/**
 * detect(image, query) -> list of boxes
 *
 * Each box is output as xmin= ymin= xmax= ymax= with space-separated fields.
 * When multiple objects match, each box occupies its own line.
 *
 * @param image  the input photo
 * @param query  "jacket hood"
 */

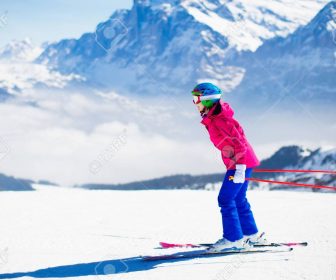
xmin=201 ymin=101 xmax=234 ymax=125
xmin=219 ymin=101 xmax=234 ymax=118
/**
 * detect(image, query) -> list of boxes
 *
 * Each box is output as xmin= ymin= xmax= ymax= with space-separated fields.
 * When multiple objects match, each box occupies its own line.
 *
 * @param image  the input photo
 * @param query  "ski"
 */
xmin=142 ymin=247 xmax=293 ymax=261
xmin=159 ymin=241 xmax=308 ymax=249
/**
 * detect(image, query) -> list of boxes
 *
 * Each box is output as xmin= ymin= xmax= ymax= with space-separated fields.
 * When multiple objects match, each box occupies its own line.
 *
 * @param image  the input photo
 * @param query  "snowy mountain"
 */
xmin=79 ymin=173 xmax=224 ymax=190
xmin=0 ymin=171 xmax=59 ymax=191
xmin=78 ymin=145 xmax=336 ymax=192
xmin=0 ymin=39 xmax=83 ymax=97
xmin=256 ymin=146 xmax=336 ymax=192
xmin=230 ymin=1 xmax=336 ymax=106
xmin=0 ymin=38 xmax=43 ymax=62
xmin=36 ymin=0 xmax=330 ymax=95
xmin=257 ymin=146 xmax=313 ymax=170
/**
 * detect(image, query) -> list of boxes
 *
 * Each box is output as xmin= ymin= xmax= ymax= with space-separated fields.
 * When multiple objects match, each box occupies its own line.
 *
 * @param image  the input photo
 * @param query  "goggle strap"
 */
xmin=200 ymin=94 xmax=222 ymax=101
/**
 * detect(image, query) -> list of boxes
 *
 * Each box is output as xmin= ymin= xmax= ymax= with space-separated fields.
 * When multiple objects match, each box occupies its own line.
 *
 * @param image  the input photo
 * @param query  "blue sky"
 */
xmin=0 ymin=0 xmax=132 ymax=47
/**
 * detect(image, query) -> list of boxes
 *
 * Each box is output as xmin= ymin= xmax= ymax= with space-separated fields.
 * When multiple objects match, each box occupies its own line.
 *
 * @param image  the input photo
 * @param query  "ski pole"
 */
xmin=246 ymin=178 xmax=336 ymax=191
xmin=253 ymin=169 xmax=336 ymax=175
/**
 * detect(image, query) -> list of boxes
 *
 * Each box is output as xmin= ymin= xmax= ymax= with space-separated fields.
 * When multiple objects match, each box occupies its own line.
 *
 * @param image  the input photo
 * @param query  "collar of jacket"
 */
xmin=201 ymin=101 xmax=222 ymax=126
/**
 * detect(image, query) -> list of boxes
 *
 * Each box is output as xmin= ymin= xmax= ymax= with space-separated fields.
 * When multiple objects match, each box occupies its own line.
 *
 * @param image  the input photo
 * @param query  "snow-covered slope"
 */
xmin=36 ymin=0 xmax=329 ymax=94
xmin=181 ymin=0 xmax=329 ymax=51
xmin=230 ymin=1 xmax=336 ymax=105
xmin=0 ymin=188 xmax=335 ymax=279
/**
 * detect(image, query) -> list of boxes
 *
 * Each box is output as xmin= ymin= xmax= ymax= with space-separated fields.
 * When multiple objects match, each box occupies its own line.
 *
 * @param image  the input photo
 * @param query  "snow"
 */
xmin=0 ymin=188 xmax=335 ymax=280
xmin=183 ymin=4 xmax=265 ymax=51
xmin=152 ymin=3 xmax=174 ymax=17
xmin=33 ymin=0 xmax=332 ymax=97
xmin=0 ymin=38 xmax=43 ymax=62
xmin=0 ymin=38 xmax=84 ymax=95
xmin=182 ymin=0 xmax=330 ymax=51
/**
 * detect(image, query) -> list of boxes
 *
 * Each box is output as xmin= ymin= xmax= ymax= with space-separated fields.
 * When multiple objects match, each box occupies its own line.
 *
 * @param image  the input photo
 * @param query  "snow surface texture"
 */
xmin=0 ymin=188 xmax=335 ymax=280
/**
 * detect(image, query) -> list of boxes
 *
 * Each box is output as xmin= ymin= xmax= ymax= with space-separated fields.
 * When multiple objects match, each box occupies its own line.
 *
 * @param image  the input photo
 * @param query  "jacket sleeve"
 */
xmin=212 ymin=117 xmax=247 ymax=165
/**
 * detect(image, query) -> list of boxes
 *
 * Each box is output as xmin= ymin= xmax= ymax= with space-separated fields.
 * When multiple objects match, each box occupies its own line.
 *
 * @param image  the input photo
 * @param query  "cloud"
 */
xmin=0 ymin=88 xmax=334 ymax=186
xmin=0 ymin=89 xmax=222 ymax=186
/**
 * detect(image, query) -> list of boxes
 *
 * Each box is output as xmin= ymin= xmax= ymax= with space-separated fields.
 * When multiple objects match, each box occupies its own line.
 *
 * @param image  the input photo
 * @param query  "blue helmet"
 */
xmin=191 ymin=83 xmax=222 ymax=108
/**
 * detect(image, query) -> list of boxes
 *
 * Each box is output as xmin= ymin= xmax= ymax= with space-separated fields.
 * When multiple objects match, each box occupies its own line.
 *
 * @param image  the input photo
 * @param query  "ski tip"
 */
xmin=159 ymin=242 xmax=180 ymax=249
xmin=159 ymin=241 xmax=199 ymax=249
xmin=159 ymin=242 xmax=173 ymax=248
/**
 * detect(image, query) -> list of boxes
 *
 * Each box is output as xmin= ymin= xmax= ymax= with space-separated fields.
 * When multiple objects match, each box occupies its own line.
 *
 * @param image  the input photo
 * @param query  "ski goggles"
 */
xmin=192 ymin=94 xmax=222 ymax=104
xmin=193 ymin=95 xmax=202 ymax=104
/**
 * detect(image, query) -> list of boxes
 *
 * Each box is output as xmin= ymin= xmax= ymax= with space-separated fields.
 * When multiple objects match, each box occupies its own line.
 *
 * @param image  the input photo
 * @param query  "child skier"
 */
xmin=192 ymin=83 xmax=267 ymax=252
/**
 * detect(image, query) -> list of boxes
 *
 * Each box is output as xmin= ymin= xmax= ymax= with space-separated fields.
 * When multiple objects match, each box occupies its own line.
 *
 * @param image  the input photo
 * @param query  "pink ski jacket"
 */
xmin=201 ymin=101 xmax=260 ymax=170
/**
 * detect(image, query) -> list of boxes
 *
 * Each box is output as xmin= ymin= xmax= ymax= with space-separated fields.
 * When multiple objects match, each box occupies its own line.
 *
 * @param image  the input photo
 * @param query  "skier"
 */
xmin=191 ymin=83 xmax=268 ymax=252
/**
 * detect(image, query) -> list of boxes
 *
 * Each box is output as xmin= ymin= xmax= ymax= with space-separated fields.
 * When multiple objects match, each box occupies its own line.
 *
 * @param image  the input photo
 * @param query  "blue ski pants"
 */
xmin=218 ymin=168 xmax=258 ymax=241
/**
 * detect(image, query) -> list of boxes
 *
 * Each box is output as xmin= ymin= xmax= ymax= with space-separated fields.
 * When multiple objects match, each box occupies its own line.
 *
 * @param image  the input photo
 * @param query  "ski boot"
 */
xmin=244 ymin=232 xmax=269 ymax=246
xmin=207 ymin=237 xmax=248 ymax=253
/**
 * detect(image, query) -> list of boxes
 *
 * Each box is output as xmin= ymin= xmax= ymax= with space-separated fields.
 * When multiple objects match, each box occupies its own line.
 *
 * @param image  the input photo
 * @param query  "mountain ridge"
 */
xmin=229 ymin=1 xmax=336 ymax=107
xmin=35 ymin=0 xmax=330 ymax=95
